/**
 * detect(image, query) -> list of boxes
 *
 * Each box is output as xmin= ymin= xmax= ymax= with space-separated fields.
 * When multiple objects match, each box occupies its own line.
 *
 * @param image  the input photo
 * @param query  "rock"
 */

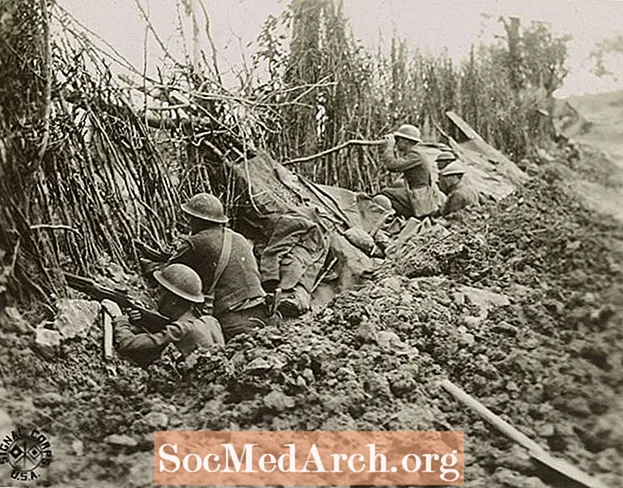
xmin=387 ymin=404 xmax=437 ymax=431
xmin=0 ymin=307 xmax=31 ymax=334
xmin=459 ymin=332 xmax=475 ymax=348
xmin=72 ymin=440 xmax=84 ymax=456
xmin=354 ymin=320 xmax=377 ymax=344
xmin=593 ymin=448 xmax=619 ymax=472
xmin=495 ymin=445 xmax=535 ymax=475
xmin=264 ymin=390 xmax=295 ymax=412
xmin=105 ymin=434 xmax=138 ymax=448
xmin=460 ymin=286 xmax=510 ymax=318
xmin=55 ymin=299 xmax=101 ymax=339
xmin=144 ymin=411 xmax=169 ymax=429
xmin=537 ymin=423 xmax=555 ymax=437
xmin=138 ymin=433 xmax=155 ymax=451
xmin=588 ymin=410 xmax=623 ymax=451
xmin=34 ymin=328 xmax=62 ymax=359
xmin=320 ymin=413 xmax=357 ymax=431
xmin=453 ymin=292 xmax=465 ymax=306
xmin=271 ymin=416 xmax=294 ymax=431
xmin=491 ymin=321 xmax=518 ymax=337
xmin=591 ymin=304 xmax=617 ymax=325
xmin=380 ymin=277 xmax=402 ymax=294
xmin=493 ymin=467 xmax=548 ymax=488
xmin=386 ymin=365 xmax=418 ymax=397
xmin=508 ymin=284 xmax=533 ymax=298
xmin=376 ymin=331 xmax=401 ymax=350
xmin=302 ymin=368 xmax=314 ymax=383
xmin=244 ymin=357 xmax=273 ymax=373
xmin=463 ymin=316 xmax=484 ymax=328
xmin=565 ymin=240 xmax=581 ymax=252
xmin=366 ymin=373 xmax=391 ymax=397
xmin=565 ymin=397 xmax=591 ymax=417
xmin=543 ymin=299 xmax=565 ymax=315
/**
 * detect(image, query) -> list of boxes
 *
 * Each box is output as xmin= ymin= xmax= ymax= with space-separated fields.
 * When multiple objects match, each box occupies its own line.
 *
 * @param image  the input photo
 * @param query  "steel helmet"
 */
xmin=439 ymin=161 xmax=467 ymax=177
xmin=372 ymin=194 xmax=394 ymax=212
xmin=181 ymin=193 xmax=228 ymax=224
xmin=154 ymin=264 xmax=204 ymax=303
xmin=393 ymin=124 xmax=421 ymax=143
xmin=436 ymin=151 xmax=457 ymax=162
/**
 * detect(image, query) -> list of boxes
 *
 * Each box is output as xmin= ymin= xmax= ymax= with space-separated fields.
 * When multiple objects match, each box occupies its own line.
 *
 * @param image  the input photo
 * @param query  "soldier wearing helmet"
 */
xmin=377 ymin=124 xmax=443 ymax=219
xmin=101 ymin=264 xmax=224 ymax=366
xmin=435 ymin=150 xmax=458 ymax=171
xmin=437 ymin=159 xmax=480 ymax=216
xmin=169 ymin=193 xmax=267 ymax=340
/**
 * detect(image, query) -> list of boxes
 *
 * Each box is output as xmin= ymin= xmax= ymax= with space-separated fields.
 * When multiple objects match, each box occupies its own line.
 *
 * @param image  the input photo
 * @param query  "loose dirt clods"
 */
xmin=1 ymin=142 xmax=622 ymax=487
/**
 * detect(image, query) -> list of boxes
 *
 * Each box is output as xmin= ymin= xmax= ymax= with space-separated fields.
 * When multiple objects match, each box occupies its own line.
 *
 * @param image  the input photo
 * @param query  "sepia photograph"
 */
xmin=0 ymin=0 xmax=622 ymax=486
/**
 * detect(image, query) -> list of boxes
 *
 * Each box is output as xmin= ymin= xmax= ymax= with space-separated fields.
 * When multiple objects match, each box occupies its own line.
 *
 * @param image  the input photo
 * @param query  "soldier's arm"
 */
xmin=167 ymin=240 xmax=194 ymax=267
xmin=113 ymin=315 xmax=182 ymax=364
xmin=383 ymin=146 xmax=423 ymax=172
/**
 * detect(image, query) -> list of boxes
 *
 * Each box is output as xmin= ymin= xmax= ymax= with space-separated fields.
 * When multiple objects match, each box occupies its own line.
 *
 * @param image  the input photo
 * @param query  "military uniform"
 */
xmin=114 ymin=312 xmax=224 ymax=366
xmin=170 ymin=227 xmax=267 ymax=340
xmin=441 ymin=177 xmax=480 ymax=215
xmin=380 ymin=144 xmax=443 ymax=218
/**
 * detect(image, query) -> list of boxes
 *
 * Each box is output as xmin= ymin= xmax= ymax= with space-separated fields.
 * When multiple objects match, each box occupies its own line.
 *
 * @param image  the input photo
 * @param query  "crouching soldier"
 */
xmin=171 ymin=193 xmax=267 ymax=341
xmin=438 ymin=159 xmax=480 ymax=216
xmin=101 ymin=263 xmax=224 ymax=367
xmin=378 ymin=124 xmax=443 ymax=219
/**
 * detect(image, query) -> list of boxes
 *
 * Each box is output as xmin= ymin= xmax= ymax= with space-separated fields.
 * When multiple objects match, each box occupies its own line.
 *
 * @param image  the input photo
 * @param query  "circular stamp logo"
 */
xmin=0 ymin=425 xmax=52 ymax=482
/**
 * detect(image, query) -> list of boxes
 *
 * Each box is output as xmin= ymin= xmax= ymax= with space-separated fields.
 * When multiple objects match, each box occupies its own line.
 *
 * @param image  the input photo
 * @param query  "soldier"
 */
xmin=169 ymin=193 xmax=267 ymax=340
xmin=378 ymin=124 xmax=443 ymax=219
xmin=438 ymin=161 xmax=480 ymax=216
xmin=101 ymin=264 xmax=224 ymax=366
xmin=435 ymin=150 xmax=458 ymax=171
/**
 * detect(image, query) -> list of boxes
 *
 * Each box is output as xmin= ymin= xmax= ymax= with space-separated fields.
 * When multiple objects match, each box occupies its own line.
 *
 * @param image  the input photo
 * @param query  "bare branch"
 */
xmin=196 ymin=0 xmax=223 ymax=84
xmin=132 ymin=0 xmax=185 ymax=69
xmin=283 ymin=139 xmax=385 ymax=165
xmin=37 ymin=0 xmax=53 ymax=163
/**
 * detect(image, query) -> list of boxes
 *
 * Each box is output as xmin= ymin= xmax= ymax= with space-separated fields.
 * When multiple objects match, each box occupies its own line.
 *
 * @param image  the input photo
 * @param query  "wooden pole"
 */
xmin=190 ymin=0 xmax=203 ymax=77
xmin=440 ymin=379 xmax=611 ymax=488
xmin=282 ymin=139 xmax=385 ymax=166
xmin=103 ymin=311 xmax=114 ymax=361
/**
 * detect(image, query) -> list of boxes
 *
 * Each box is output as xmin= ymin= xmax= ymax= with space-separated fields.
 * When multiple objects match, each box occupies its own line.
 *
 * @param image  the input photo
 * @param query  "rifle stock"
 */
xmin=133 ymin=239 xmax=170 ymax=262
xmin=63 ymin=272 xmax=169 ymax=333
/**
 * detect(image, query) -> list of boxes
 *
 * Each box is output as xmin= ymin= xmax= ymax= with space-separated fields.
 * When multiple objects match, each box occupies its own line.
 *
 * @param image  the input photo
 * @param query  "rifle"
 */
xmin=63 ymin=272 xmax=169 ymax=333
xmin=133 ymin=239 xmax=171 ymax=262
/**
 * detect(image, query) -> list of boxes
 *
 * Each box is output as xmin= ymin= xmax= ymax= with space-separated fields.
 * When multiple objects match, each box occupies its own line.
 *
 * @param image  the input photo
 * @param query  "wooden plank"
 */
xmin=103 ymin=311 xmax=114 ymax=361
xmin=441 ymin=379 xmax=611 ymax=488
xmin=445 ymin=111 xmax=481 ymax=140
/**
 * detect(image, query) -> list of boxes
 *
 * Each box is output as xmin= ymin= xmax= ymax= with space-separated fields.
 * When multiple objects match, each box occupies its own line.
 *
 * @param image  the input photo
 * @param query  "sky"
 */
xmin=58 ymin=0 xmax=623 ymax=97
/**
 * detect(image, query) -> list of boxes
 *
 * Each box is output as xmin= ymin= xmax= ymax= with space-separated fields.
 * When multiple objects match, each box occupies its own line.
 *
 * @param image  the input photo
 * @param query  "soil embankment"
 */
xmin=1 ymin=93 xmax=623 ymax=487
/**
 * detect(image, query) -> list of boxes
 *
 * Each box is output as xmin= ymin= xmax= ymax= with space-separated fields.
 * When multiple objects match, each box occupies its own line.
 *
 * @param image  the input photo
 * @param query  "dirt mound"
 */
xmin=1 ymin=149 xmax=623 ymax=487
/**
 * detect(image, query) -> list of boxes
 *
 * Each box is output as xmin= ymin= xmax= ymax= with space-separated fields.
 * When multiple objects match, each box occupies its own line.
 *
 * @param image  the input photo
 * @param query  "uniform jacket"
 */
xmin=441 ymin=177 xmax=480 ymax=216
xmin=170 ymin=227 xmax=266 ymax=315
xmin=383 ymin=144 xmax=434 ymax=188
xmin=260 ymin=212 xmax=330 ymax=292
xmin=114 ymin=312 xmax=224 ymax=366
